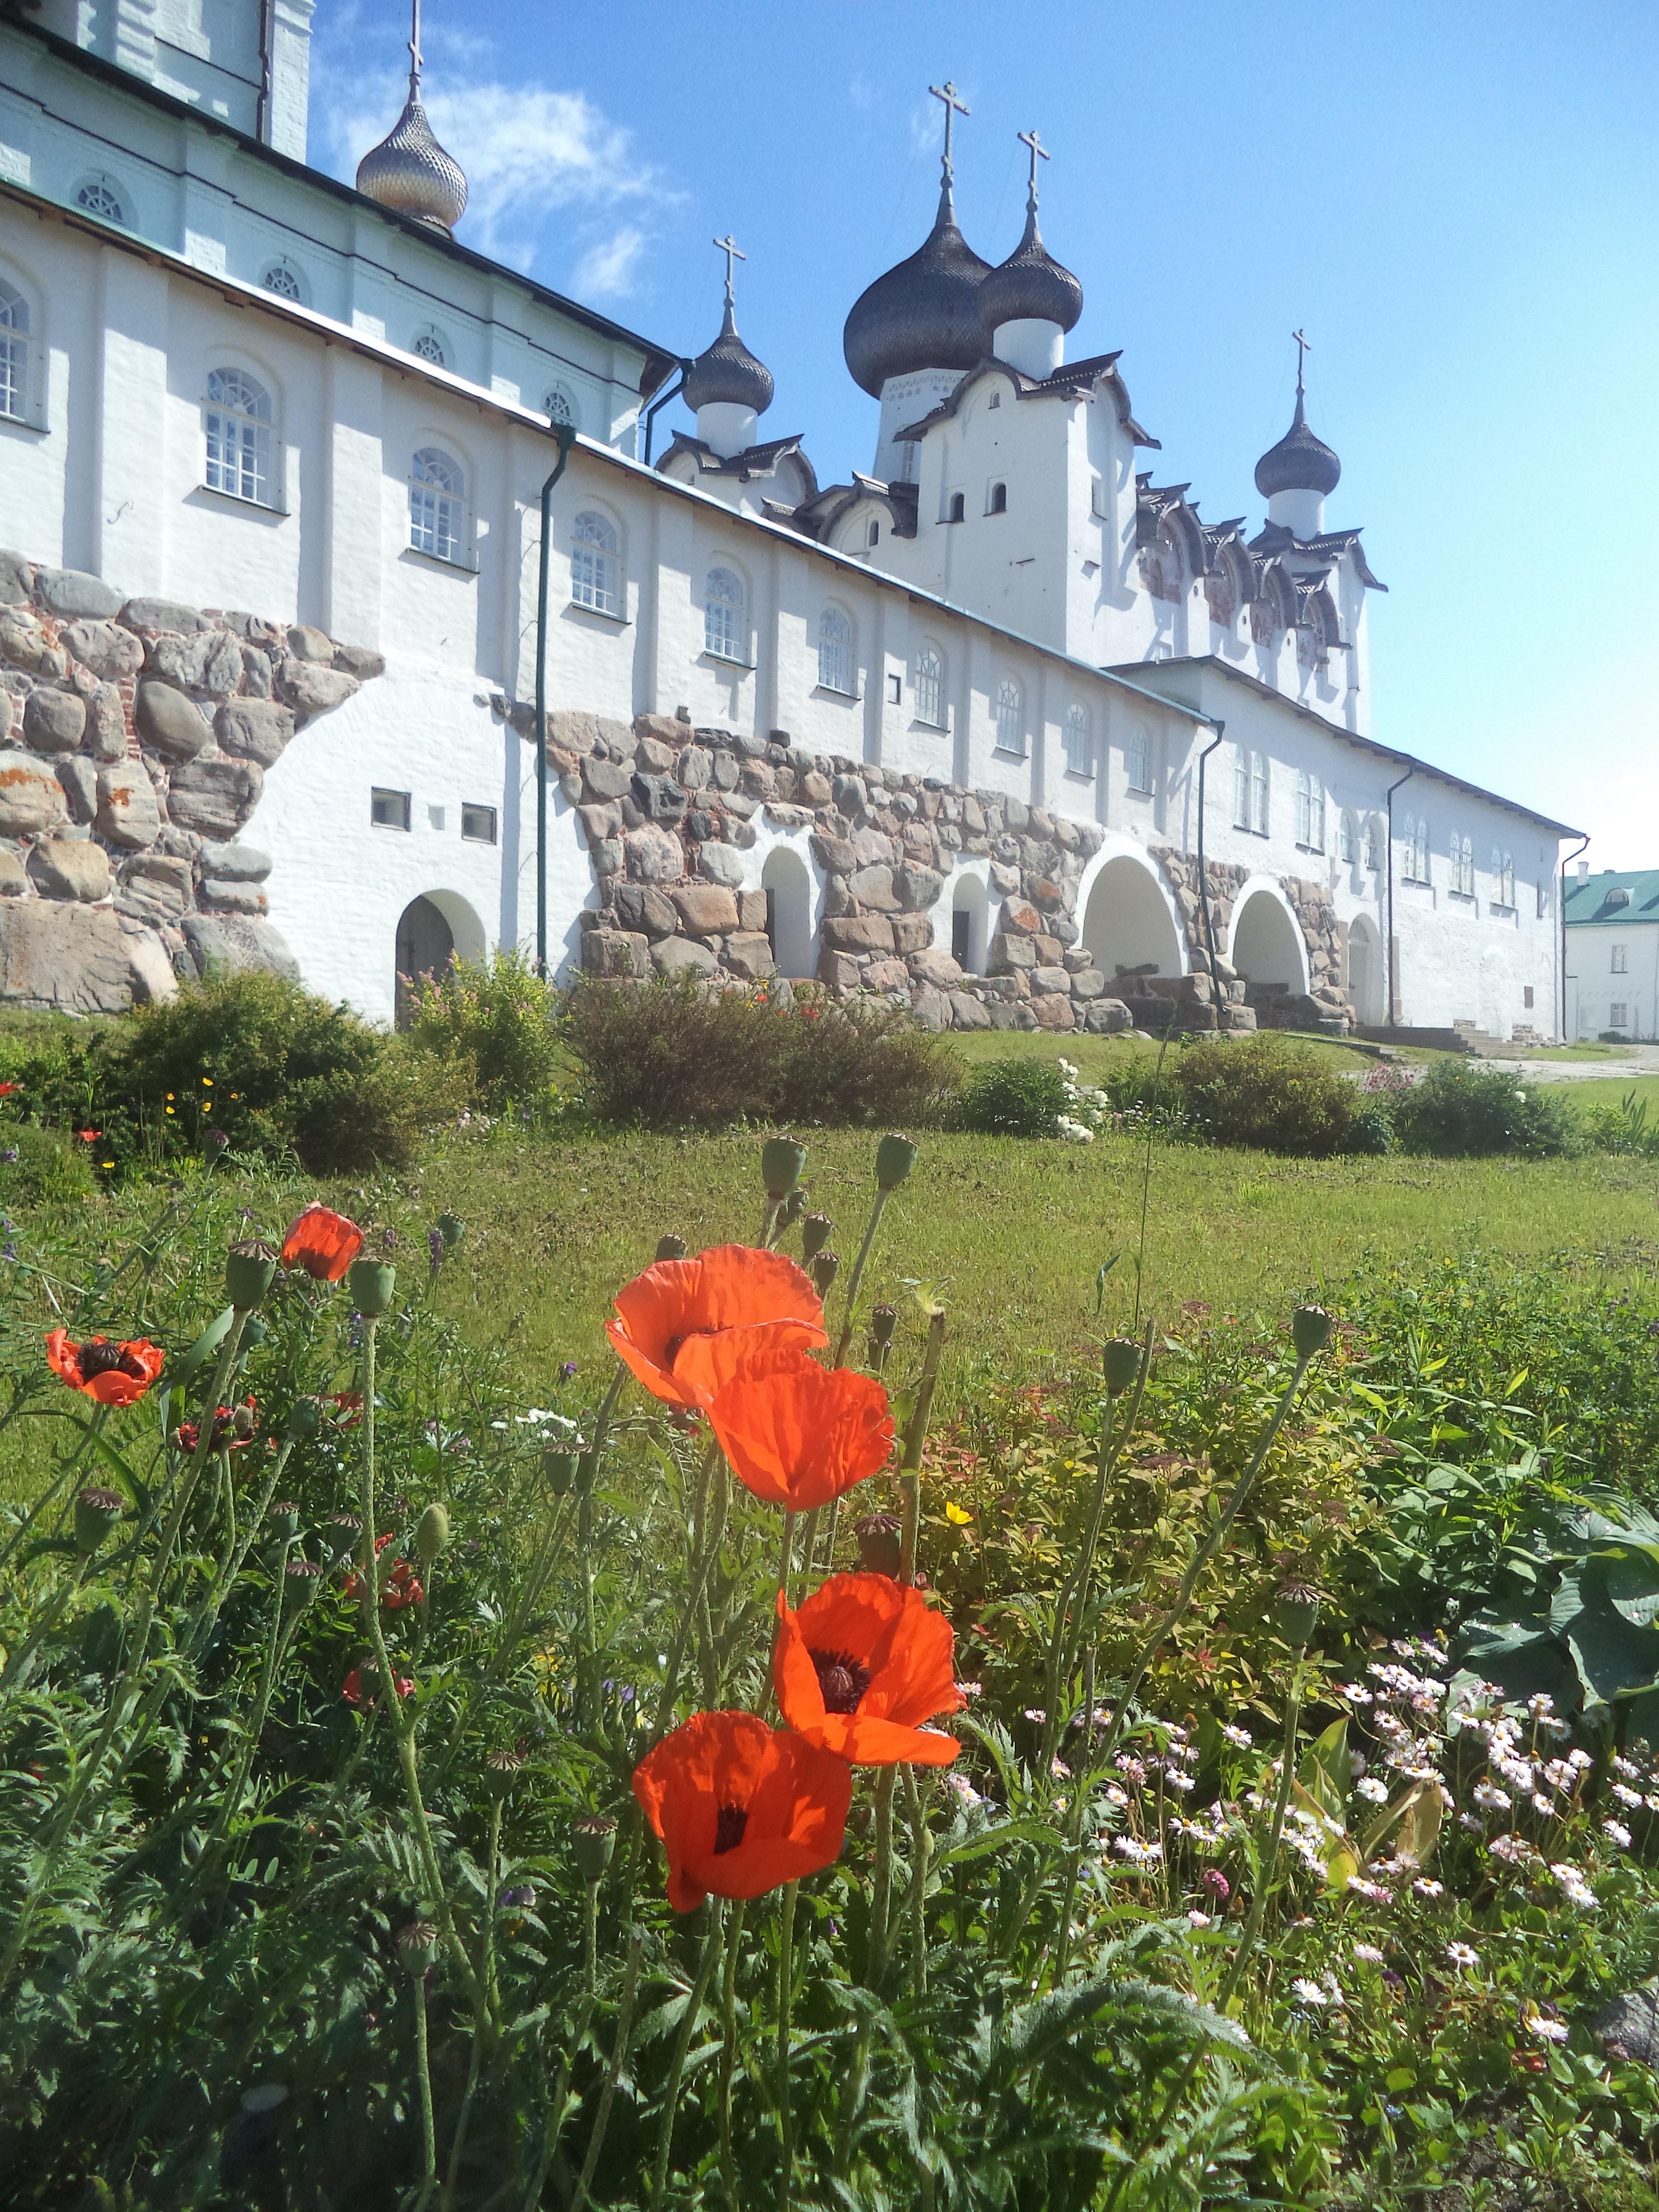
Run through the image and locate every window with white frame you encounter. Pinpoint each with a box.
[408,446,465,563]
[1610,1002,1629,1027]
[570,509,620,615]
[203,368,276,507]
[0,281,27,423]
[261,261,302,301]
[1250,749,1268,833]
[1401,814,1431,883]
[1491,848,1515,908]
[543,383,577,427]
[76,176,127,225]
[915,645,944,729]
[1233,745,1251,830]
[705,567,746,661]
[1364,814,1383,870]
[412,329,447,367]
[817,606,854,695]
[1339,810,1358,865]
[1612,942,1629,974]
[1126,722,1154,794]
[1451,832,1475,896]
[994,678,1024,756]
[1295,767,1324,852]
[461,802,497,844]
[1064,701,1092,776]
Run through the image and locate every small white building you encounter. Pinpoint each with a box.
[1564,866,1659,1043]
[0,6,1578,1037]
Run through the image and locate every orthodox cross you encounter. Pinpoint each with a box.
[929,80,970,185]
[713,232,746,310]
[1292,327,1311,397]
[1018,126,1049,210]
[407,0,423,95]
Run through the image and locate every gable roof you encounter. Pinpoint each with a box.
[657,432,818,501]
[891,351,1160,449]
[1564,869,1659,925]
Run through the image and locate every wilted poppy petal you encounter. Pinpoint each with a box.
[608,1245,827,1412]
[774,1575,963,1767]
[684,1341,893,1511]
[633,1709,851,1912]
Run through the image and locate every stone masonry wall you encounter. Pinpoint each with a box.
[0,550,383,1014]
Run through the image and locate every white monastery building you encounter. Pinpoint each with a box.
[0,3,1578,1037]
[1564,867,1659,1045]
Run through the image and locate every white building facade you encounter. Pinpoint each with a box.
[1564,867,1659,1044]
[0,7,1575,1037]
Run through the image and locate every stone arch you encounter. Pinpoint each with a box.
[762,845,813,979]
[1078,849,1184,984]
[1229,879,1310,1006]
[1346,911,1383,1025]
[394,890,485,1027]
[949,865,989,974]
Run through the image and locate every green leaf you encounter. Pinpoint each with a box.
[168,1305,234,1388]
[1385,2066,1417,2092]
[1298,1717,1349,1824]
[935,1817,1067,1869]
[59,1415,155,1520]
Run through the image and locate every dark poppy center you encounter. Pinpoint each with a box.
[713,1802,748,1855]
[76,1341,142,1382]
[810,1647,871,1715]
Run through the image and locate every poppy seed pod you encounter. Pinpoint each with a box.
[240,1314,270,1349]
[1102,1338,1143,1397]
[396,1919,441,1975]
[348,1258,396,1319]
[542,1447,577,1496]
[436,1213,464,1251]
[1292,1303,1334,1360]
[875,1133,918,1192]
[781,1187,806,1230]
[323,1512,361,1563]
[655,1233,688,1262]
[281,1558,325,1611]
[414,1502,450,1566]
[811,1250,840,1297]
[760,1134,807,1202]
[73,1485,124,1555]
[285,1396,323,1443]
[571,1813,617,1884]
[267,1500,301,1541]
[484,1747,526,1799]
[801,1213,832,1262]
[853,1509,903,1579]
[1273,1580,1322,1647]
[225,1238,277,1312]
[869,1304,898,1349]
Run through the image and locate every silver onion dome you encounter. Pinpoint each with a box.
[1255,385,1341,500]
[979,202,1082,339]
[356,4,468,236]
[842,179,992,399]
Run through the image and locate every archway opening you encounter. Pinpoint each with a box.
[762,847,812,979]
[1080,856,1182,983]
[395,895,455,1028]
[1230,887,1309,1027]
[1347,914,1382,1026]
[950,872,988,974]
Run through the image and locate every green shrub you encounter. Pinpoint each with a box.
[1168,1033,1377,1156]
[0,1123,96,1206]
[1390,1055,1575,1157]
[564,974,959,1130]
[950,1055,1069,1137]
[406,948,565,1115]
[1580,1089,1659,1159]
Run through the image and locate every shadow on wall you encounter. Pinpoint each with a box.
[1081,854,1183,981]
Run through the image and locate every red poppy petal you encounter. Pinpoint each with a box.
[772,1590,829,1736]
[812,1713,962,1766]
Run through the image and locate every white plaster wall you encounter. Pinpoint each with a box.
[1565,921,1659,1043]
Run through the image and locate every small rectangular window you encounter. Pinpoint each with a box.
[1611,1002,1628,1027]
[1611,943,1628,974]
[462,802,497,844]
[887,673,902,705]
[1090,475,1105,518]
[372,788,411,831]
[987,482,1007,515]
[1524,985,1535,1009]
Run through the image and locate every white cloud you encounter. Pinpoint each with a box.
[575,227,647,300]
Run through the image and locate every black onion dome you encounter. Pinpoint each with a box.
[1254,390,1341,499]
[356,93,468,234]
[682,301,774,416]
[843,183,993,399]
[979,204,1082,338]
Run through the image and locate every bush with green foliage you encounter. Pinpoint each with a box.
[406,949,565,1116]
[1168,1033,1382,1156]
[950,1054,1071,1137]
[1390,1054,1575,1157]
[1581,1090,1659,1160]
[564,973,959,1130]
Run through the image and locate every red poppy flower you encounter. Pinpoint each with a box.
[46,1330,165,1407]
[676,1337,893,1510]
[605,1245,827,1413]
[632,1709,852,1913]
[280,1202,364,1284]
[76,1130,101,1143]
[343,1665,415,1707]
[774,1573,964,1766]
[174,1397,258,1455]
[0,1081,17,1096]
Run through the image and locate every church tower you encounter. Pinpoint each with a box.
[978,130,1082,377]
[681,236,775,458]
[355,0,469,236]
[1253,337,1341,541]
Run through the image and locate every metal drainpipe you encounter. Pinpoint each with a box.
[534,422,579,975]
[1194,720,1226,1012]
[256,0,277,143]
[641,361,696,466]
[1384,765,1414,1027]
[1559,832,1590,1043]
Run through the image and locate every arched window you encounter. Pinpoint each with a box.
[705,566,745,661]
[1295,767,1324,852]
[543,383,577,427]
[1363,814,1383,870]
[1338,809,1358,865]
[412,328,447,367]
[1125,722,1153,795]
[1492,848,1515,909]
[1451,832,1475,896]
[0,281,28,423]
[261,261,302,301]
[817,606,853,696]
[1064,701,1092,776]
[946,491,965,524]
[1250,750,1268,832]
[994,678,1023,756]
[204,368,275,506]
[987,481,1007,516]
[570,509,620,615]
[915,644,944,729]
[866,519,880,548]
[76,176,127,225]
[1233,743,1251,830]
[1400,814,1431,884]
[409,446,465,562]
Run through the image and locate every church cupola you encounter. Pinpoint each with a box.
[356,0,469,237]
[1254,332,1341,539]
[683,235,774,458]
[843,81,991,481]
[978,129,1082,378]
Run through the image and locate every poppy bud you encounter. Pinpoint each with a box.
[875,1132,918,1192]
[1102,1338,1142,1397]
[853,1509,903,1578]
[74,1485,123,1554]
[1292,1303,1334,1360]
[801,1213,832,1262]
[869,1304,898,1348]
[241,1314,270,1349]
[781,1187,806,1229]
[396,1919,441,1975]
[282,1558,325,1611]
[655,1234,688,1262]
[285,1397,323,1443]
[225,1238,277,1312]
[543,1447,577,1496]
[1273,1580,1321,1647]
[436,1213,464,1251]
[267,1500,301,1541]
[761,1134,807,1202]
[571,1813,617,1884]
[415,1502,450,1566]
[323,1512,361,1563]
[349,1258,396,1319]
[811,1250,840,1297]
[484,1747,526,1798]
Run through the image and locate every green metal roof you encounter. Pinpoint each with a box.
[1564,868,1659,926]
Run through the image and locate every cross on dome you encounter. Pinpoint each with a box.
[929,80,970,187]
[1292,326,1311,396]
[1018,126,1049,211]
[979,122,1082,351]
[682,231,772,423]
[1254,328,1341,506]
[714,233,746,309]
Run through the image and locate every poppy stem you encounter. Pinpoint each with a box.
[651,1439,724,1749]
[778,1509,796,1612]
[574,1362,625,1731]
[718,1898,746,2208]
[776,1877,798,2211]
[868,1764,898,1982]
[832,1188,890,1370]
[411,1969,437,2206]
[903,1764,931,1999]
[568,1925,644,2212]
[648,1901,723,2212]
[898,1310,946,1588]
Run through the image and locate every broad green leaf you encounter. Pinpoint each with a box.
[935,1817,1067,1869]
[168,1305,234,1388]
[1299,1717,1350,1824]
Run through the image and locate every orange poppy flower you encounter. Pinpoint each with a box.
[605,1244,827,1413]
[280,1202,364,1284]
[677,1337,893,1511]
[774,1573,964,1766]
[46,1329,165,1407]
[632,1709,852,1913]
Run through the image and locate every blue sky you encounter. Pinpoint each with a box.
[311,1,1659,864]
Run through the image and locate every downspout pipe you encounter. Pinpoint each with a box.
[1384,765,1414,1027]
[1194,720,1226,1011]
[1559,832,1590,1044]
[641,360,696,466]
[256,0,277,143]
[534,422,579,975]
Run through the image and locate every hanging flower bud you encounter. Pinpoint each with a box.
[811,1250,840,1297]
[875,1133,918,1192]
[571,1813,617,1884]
[1292,1304,1334,1359]
[396,1920,441,1975]
[285,1397,323,1443]
[869,1304,898,1349]
[542,1447,577,1496]
[414,1502,450,1566]
[484,1747,526,1798]
[267,1500,301,1541]
[1102,1338,1143,1396]
[348,1257,396,1319]
[436,1213,464,1251]
[655,1234,688,1262]
[853,1509,903,1579]
[760,1134,807,1202]
[225,1238,277,1312]
[801,1213,832,1262]
[73,1486,124,1555]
